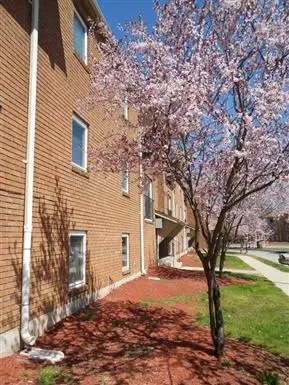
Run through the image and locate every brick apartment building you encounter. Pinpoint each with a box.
[0,0,196,357]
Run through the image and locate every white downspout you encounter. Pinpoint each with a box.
[126,103,145,275]
[139,155,145,274]
[21,0,39,347]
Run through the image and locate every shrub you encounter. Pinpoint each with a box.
[37,366,75,385]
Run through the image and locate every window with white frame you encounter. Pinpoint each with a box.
[121,234,130,272]
[121,169,129,194]
[72,114,87,170]
[144,179,153,220]
[124,102,129,120]
[169,240,174,256]
[172,191,175,216]
[73,10,88,64]
[69,231,86,288]
[167,194,172,216]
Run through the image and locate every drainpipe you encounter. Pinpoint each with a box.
[139,154,145,274]
[21,0,39,347]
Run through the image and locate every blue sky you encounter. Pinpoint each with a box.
[97,0,155,36]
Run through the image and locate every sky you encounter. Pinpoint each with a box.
[97,0,155,36]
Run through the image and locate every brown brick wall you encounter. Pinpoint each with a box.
[144,221,156,267]
[1,1,31,334]
[0,0,153,337]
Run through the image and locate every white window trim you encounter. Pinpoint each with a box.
[72,114,88,171]
[68,230,86,289]
[74,8,88,65]
[122,169,129,194]
[121,233,130,272]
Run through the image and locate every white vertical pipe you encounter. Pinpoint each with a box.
[21,0,39,347]
[139,155,145,274]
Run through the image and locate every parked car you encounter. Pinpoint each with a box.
[278,253,289,265]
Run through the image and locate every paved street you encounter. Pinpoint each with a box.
[228,247,289,263]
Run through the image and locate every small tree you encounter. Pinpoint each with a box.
[218,192,276,274]
[89,0,289,357]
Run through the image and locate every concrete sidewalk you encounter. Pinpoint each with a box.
[181,265,260,275]
[237,255,289,296]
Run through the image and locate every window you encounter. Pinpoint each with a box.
[180,206,182,221]
[72,114,88,170]
[124,103,129,120]
[73,10,88,63]
[144,179,153,220]
[121,234,130,272]
[172,191,175,216]
[184,209,186,222]
[167,195,172,216]
[121,169,129,194]
[69,231,86,288]
[169,240,174,256]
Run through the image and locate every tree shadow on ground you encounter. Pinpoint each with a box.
[149,266,250,287]
[36,299,288,385]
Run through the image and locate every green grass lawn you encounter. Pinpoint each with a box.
[220,254,254,270]
[251,256,289,273]
[196,277,289,357]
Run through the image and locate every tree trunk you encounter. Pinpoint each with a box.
[219,236,228,277]
[206,270,225,358]
[240,240,244,254]
[219,248,226,277]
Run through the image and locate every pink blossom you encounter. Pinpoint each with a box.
[87,0,289,356]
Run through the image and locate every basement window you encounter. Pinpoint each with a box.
[73,10,88,64]
[122,234,130,272]
[69,231,86,288]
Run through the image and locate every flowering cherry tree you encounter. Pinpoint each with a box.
[89,0,289,357]
[218,196,274,275]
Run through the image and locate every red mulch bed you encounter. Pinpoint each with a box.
[179,252,203,267]
[1,268,288,385]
